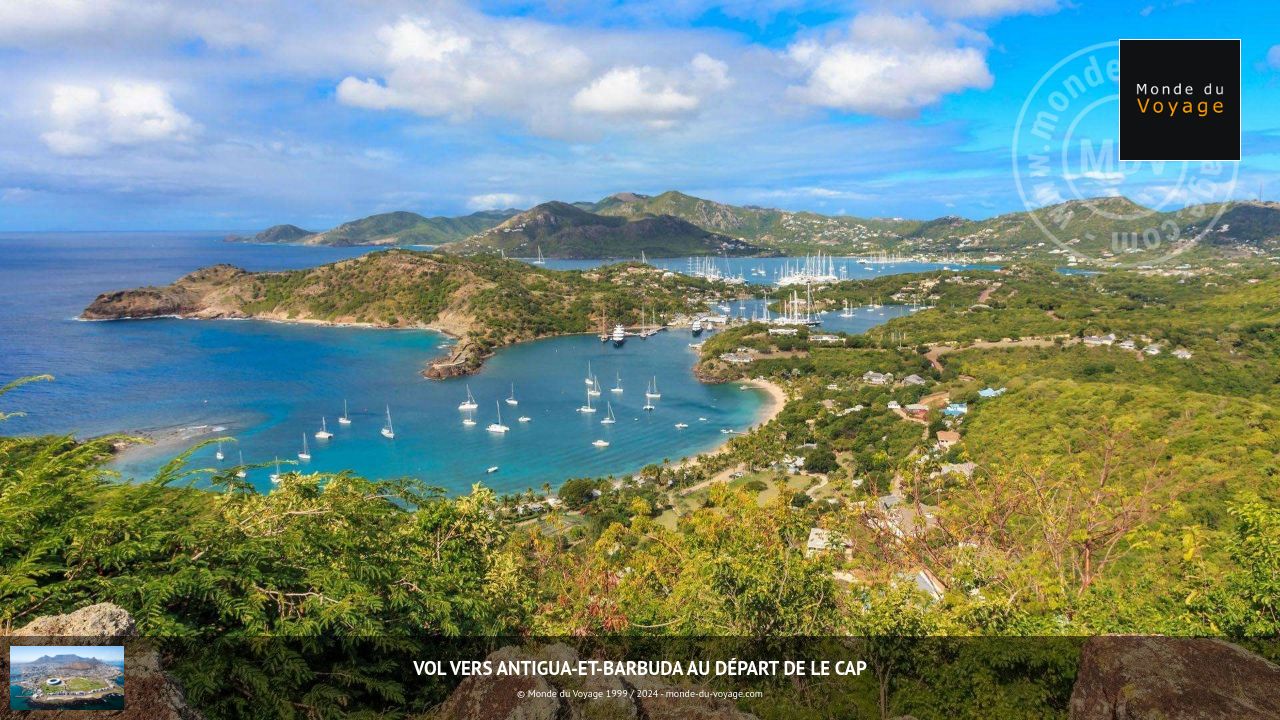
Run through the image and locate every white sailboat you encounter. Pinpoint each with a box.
[215,440,224,461]
[235,450,247,478]
[315,417,333,440]
[577,387,596,413]
[601,402,616,424]
[381,406,395,439]
[585,362,595,385]
[458,385,478,411]
[592,439,610,447]
[518,415,531,422]
[646,376,661,399]
[533,246,546,265]
[298,433,311,461]
[674,422,688,429]
[462,409,476,426]
[338,399,352,425]
[487,401,510,433]
[612,372,623,393]
[269,457,282,484]
[588,374,601,397]
[505,383,519,406]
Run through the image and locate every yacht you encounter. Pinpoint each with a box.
[505,383,519,406]
[612,324,626,347]
[585,362,595,386]
[611,372,623,393]
[577,388,596,413]
[298,433,311,461]
[269,457,282,484]
[518,415,531,423]
[533,246,545,265]
[588,374,601,397]
[601,402,616,424]
[645,376,661,399]
[486,401,509,433]
[691,318,703,336]
[458,385,478,411]
[315,417,333,440]
[215,440,224,461]
[338,399,352,425]
[381,406,395,439]
[487,466,499,474]
[674,422,688,429]
[592,439,610,447]
[462,409,476,426]
[235,451,247,479]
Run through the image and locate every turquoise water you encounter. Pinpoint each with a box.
[0,233,916,495]
[536,256,998,284]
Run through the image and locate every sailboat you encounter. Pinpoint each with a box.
[215,440,225,461]
[674,422,688,429]
[577,387,596,413]
[338,399,352,425]
[505,383,519,406]
[458,385,478,411]
[646,376,661,399]
[462,409,476,426]
[643,379,655,411]
[588,374,601,397]
[840,299,854,318]
[235,450,247,478]
[381,406,395,439]
[518,415,531,422]
[533,246,546,265]
[601,402,616,424]
[315,417,333,440]
[640,250,648,265]
[585,362,595,385]
[487,401,509,433]
[269,457,282,484]
[298,433,311,461]
[611,372,623,393]
[592,439,610,447]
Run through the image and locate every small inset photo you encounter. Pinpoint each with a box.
[9,645,125,711]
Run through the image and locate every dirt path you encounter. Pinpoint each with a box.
[976,282,1002,304]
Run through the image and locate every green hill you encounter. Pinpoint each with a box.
[236,210,517,247]
[443,201,762,258]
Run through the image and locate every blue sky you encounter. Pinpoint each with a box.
[0,0,1276,231]
[10,645,124,664]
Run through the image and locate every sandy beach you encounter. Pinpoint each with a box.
[672,377,787,473]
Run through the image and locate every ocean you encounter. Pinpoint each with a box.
[0,233,915,495]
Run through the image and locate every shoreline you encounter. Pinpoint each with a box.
[672,377,786,473]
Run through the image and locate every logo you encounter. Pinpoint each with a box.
[1012,41,1238,266]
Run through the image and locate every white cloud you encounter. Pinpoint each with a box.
[40,82,196,156]
[337,15,592,121]
[466,192,529,210]
[913,0,1059,18]
[786,13,993,118]
[571,54,730,125]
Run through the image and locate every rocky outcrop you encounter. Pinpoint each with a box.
[1069,636,1280,720]
[428,644,756,720]
[4,603,202,720]
[81,265,248,320]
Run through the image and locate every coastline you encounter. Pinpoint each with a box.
[673,376,786,473]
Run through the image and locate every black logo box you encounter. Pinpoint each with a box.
[1119,39,1240,162]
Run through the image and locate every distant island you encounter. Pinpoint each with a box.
[227,191,1280,263]
[80,250,730,378]
[11,653,124,710]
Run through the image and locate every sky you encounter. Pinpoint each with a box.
[0,0,1277,231]
[10,645,125,664]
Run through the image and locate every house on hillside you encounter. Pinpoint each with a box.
[1173,348,1193,359]
[1082,333,1116,346]
[977,387,1006,398]
[1144,343,1162,355]
[904,403,929,419]
[902,374,928,386]
[935,461,977,479]
[936,430,961,450]
[910,568,947,601]
[942,403,968,416]
[862,370,894,385]
[806,528,852,558]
